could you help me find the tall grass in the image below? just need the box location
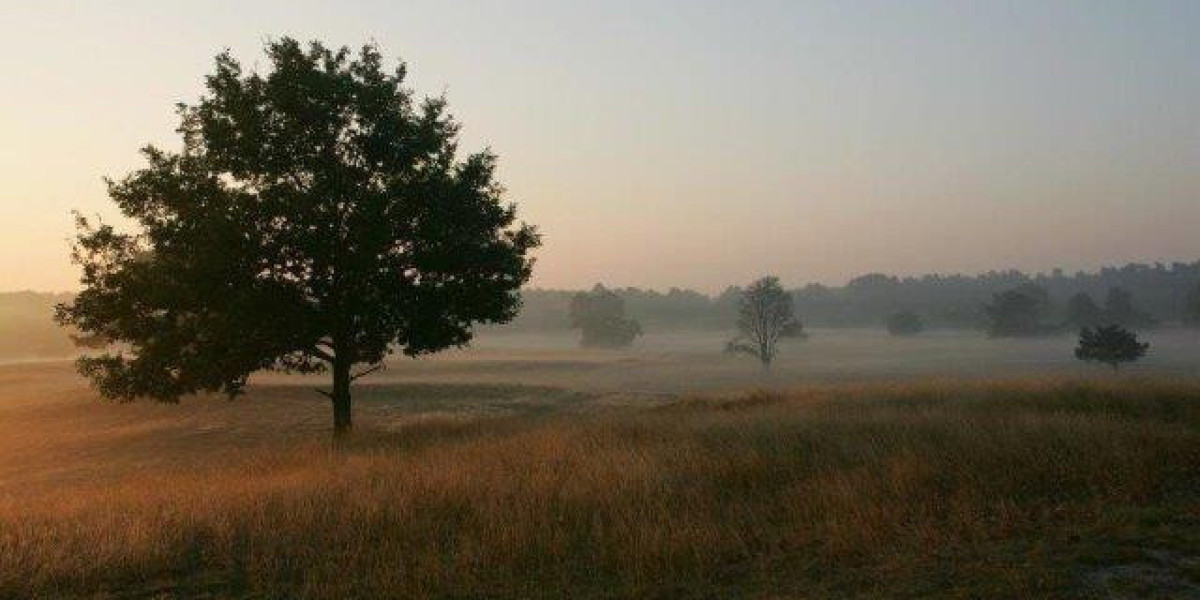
[1,379,1198,598]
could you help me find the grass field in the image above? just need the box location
[1,332,1199,598]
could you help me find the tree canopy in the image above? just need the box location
[568,285,642,348]
[55,38,539,436]
[1074,325,1149,372]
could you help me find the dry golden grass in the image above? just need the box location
[1,363,1198,598]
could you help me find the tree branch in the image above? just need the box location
[350,363,384,382]
[314,388,333,400]
[306,345,335,362]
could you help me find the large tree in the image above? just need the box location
[725,276,804,370]
[55,39,539,437]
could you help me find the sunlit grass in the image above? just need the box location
[0,373,1198,598]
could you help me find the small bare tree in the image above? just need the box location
[725,276,804,369]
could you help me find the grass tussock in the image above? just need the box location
[1,378,1199,598]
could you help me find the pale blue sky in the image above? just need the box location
[2,1,1197,292]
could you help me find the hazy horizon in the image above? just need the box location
[3,1,1198,294]
[5,258,1199,297]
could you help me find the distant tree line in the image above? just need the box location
[6,260,1200,361]
[499,261,1200,334]
[984,284,1159,338]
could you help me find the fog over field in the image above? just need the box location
[7,304,1199,387]
[374,328,1200,393]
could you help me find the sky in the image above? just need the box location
[1,1,1198,293]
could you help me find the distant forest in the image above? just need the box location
[3,260,1199,359]
[504,260,1200,333]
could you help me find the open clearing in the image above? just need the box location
[1,330,1198,598]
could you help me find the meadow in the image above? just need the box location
[1,330,1198,598]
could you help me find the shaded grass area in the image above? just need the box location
[0,376,1198,598]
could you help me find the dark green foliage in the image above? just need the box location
[54,38,539,435]
[984,284,1055,337]
[568,285,642,348]
[1075,325,1149,371]
[885,311,924,336]
[726,276,804,369]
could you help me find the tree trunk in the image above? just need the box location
[332,358,352,438]
[760,352,772,372]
